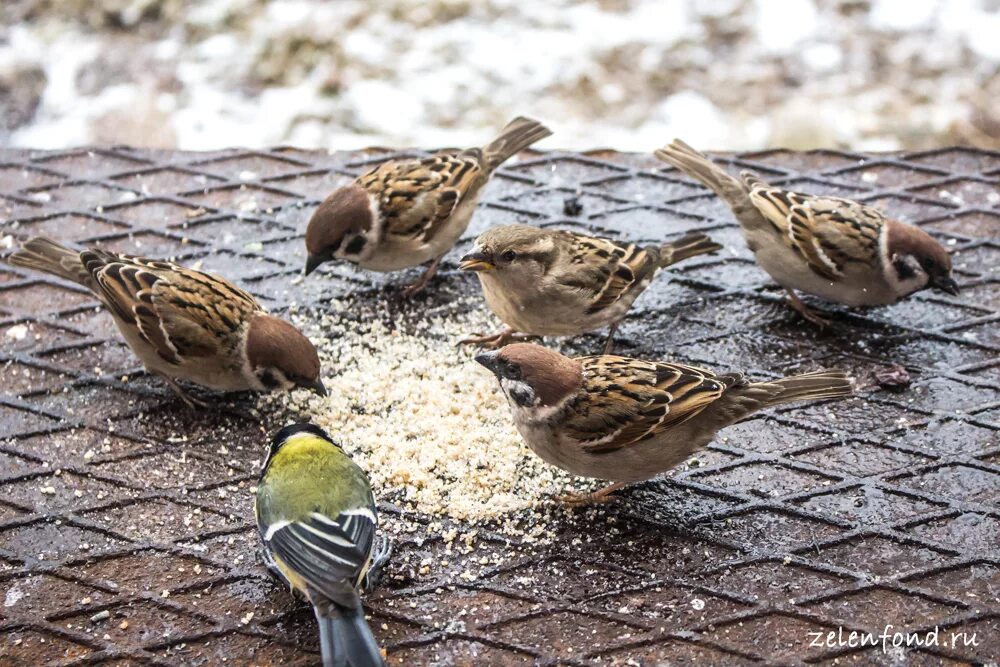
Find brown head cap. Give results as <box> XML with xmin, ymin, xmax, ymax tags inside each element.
<box><xmin>304</xmin><ymin>183</ymin><xmax>373</xmax><ymax>273</ymax></box>
<box><xmin>477</xmin><ymin>343</ymin><xmax>583</xmax><ymax>407</ymax></box>
<box><xmin>885</xmin><ymin>219</ymin><xmax>958</xmax><ymax>295</ymax></box>
<box><xmin>245</xmin><ymin>314</ymin><xmax>323</xmax><ymax>393</ymax></box>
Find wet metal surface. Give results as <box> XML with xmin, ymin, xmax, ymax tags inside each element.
<box><xmin>1</xmin><ymin>146</ymin><xmax>999</xmax><ymax>665</ymax></box>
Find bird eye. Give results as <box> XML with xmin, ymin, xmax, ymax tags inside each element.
<box><xmin>500</xmin><ymin>250</ymin><xmax>517</xmax><ymax>262</ymax></box>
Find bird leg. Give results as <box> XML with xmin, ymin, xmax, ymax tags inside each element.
<box><xmin>362</xmin><ymin>535</ymin><xmax>393</xmax><ymax>593</ymax></box>
<box><xmin>458</xmin><ymin>327</ymin><xmax>539</xmax><ymax>349</ymax></box>
<box><xmin>784</xmin><ymin>288</ymin><xmax>831</xmax><ymax>328</ymax></box>
<box><xmin>557</xmin><ymin>481</ymin><xmax>627</xmax><ymax>506</ymax></box>
<box><xmin>602</xmin><ymin>322</ymin><xmax>620</xmax><ymax>355</ymax></box>
<box><xmin>159</xmin><ymin>375</ymin><xmax>209</xmax><ymax>409</ymax></box>
<box><xmin>401</xmin><ymin>256</ymin><xmax>442</xmax><ymax>297</ymax></box>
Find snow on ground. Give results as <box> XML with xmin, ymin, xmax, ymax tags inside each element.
<box><xmin>0</xmin><ymin>0</ymin><xmax>997</xmax><ymax>151</ymax></box>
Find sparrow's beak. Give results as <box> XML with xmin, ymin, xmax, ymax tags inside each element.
<box><xmin>931</xmin><ymin>274</ymin><xmax>960</xmax><ymax>296</ymax></box>
<box><xmin>459</xmin><ymin>250</ymin><xmax>495</xmax><ymax>272</ymax></box>
<box><xmin>474</xmin><ymin>350</ymin><xmax>500</xmax><ymax>374</ymax></box>
<box><xmin>300</xmin><ymin>378</ymin><xmax>328</xmax><ymax>397</ymax></box>
<box><xmin>304</xmin><ymin>254</ymin><xmax>323</xmax><ymax>276</ymax></box>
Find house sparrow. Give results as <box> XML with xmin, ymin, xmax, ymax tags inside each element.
<box><xmin>8</xmin><ymin>237</ymin><xmax>325</xmax><ymax>407</ymax></box>
<box><xmin>476</xmin><ymin>343</ymin><xmax>852</xmax><ymax>503</ymax></box>
<box><xmin>458</xmin><ymin>224</ymin><xmax>721</xmax><ymax>352</ymax></box>
<box><xmin>256</xmin><ymin>423</ymin><xmax>391</xmax><ymax>667</ymax></box>
<box><xmin>655</xmin><ymin>139</ymin><xmax>959</xmax><ymax>326</ymax></box>
<box><xmin>305</xmin><ymin>116</ymin><xmax>552</xmax><ymax>296</ymax></box>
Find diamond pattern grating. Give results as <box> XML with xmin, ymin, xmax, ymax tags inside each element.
<box><xmin>1</xmin><ymin>146</ymin><xmax>999</xmax><ymax>666</ymax></box>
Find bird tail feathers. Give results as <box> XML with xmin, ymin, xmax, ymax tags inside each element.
<box><xmin>7</xmin><ymin>236</ymin><xmax>89</xmax><ymax>286</ymax></box>
<box><xmin>315</xmin><ymin>605</ymin><xmax>385</xmax><ymax>667</ymax></box>
<box><xmin>654</xmin><ymin>139</ymin><xmax>749</xmax><ymax>209</ymax></box>
<box><xmin>659</xmin><ymin>232</ymin><xmax>723</xmax><ymax>268</ymax></box>
<box><xmin>758</xmin><ymin>369</ymin><xmax>854</xmax><ymax>409</ymax></box>
<box><xmin>481</xmin><ymin>116</ymin><xmax>552</xmax><ymax>171</ymax></box>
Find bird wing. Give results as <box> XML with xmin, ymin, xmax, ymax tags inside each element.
<box><xmin>742</xmin><ymin>173</ymin><xmax>883</xmax><ymax>280</ymax></box>
<box><xmin>359</xmin><ymin>152</ymin><xmax>484</xmax><ymax>244</ymax></box>
<box><xmin>564</xmin><ymin>356</ymin><xmax>743</xmax><ymax>455</ymax></box>
<box><xmin>81</xmin><ymin>250</ymin><xmax>261</xmax><ymax>364</ymax></box>
<box><xmin>262</xmin><ymin>508</ymin><xmax>377</xmax><ymax>608</ymax></box>
<box><xmin>551</xmin><ymin>232</ymin><xmax>659</xmax><ymax>315</ymax></box>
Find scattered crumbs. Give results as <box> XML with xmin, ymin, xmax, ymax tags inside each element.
<box><xmin>272</xmin><ymin>294</ymin><xmax>598</xmax><ymax>542</ymax></box>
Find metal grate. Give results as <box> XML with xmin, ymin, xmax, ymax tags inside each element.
<box><xmin>1</xmin><ymin>144</ymin><xmax>999</xmax><ymax>665</ymax></box>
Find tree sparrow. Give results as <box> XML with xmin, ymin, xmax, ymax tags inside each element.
<box><xmin>655</xmin><ymin>139</ymin><xmax>959</xmax><ymax>326</ymax></box>
<box><xmin>8</xmin><ymin>237</ymin><xmax>326</xmax><ymax>407</ymax></box>
<box><xmin>476</xmin><ymin>343</ymin><xmax>852</xmax><ymax>503</ymax></box>
<box><xmin>458</xmin><ymin>224</ymin><xmax>721</xmax><ymax>352</ymax></box>
<box><xmin>304</xmin><ymin>116</ymin><xmax>552</xmax><ymax>296</ymax></box>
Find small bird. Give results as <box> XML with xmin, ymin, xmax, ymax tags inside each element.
<box><xmin>655</xmin><ymin>139</ymin><xmax>959</xmax><ymax>326</ymax></box>
<box><xmin>458</xmin><ymin>224</ymin><xmax>721</xmax><ymax>352</ymax></box>
<box><xmin>7</xmin><ymin>237</ymin><xmax>325</xmax><ymax>407</ymax></box>
<box><xmin>256</xmin><ymin>423</ymin><xmax>390</xmax><ymax>667</ymax></box>
<box><xmin>476</xmin><ymin>343</ymin><xmax>852</xmax><ymax>504</ymax></box>
<box><xmin>304</xmin><ymin>116</ymin><xmax>552</xmax><ymax>296</ymax></box>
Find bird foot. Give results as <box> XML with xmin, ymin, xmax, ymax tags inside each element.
<box><xmin>784</xmin><ymin>290</ymin><xmax>831</xmax><ymax>328</ymax></box>
<box><xmin>556</xmin><ymin>482</ymin><xmax>626</xmax><ymax>506</ymax></box>
<box><xmin>458</xmin><ymin>329</ymin><xmax>539</xmax><ymax>349</ymax></box>
<box><xmin>362</xmin><ymin>535</ymin><xmax>393</xmax><ymax>593</ymax></box>
<box><xmin>401</xmin><ymin>257</ymin><xmax>442</xmax><ymax>297</ymax></box>
<box><xmin>160</xmin><ymin>375</ymin><xmax>209</xmax><ymax>409</ymax></box>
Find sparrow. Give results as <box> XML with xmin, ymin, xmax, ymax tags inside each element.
<box><xmin>458</xmin><ymin>224</ymin><xmax>721</xmax><ymax>352</ymax></box>
<box><xmin>476</xmin><ymin>343</ymin><xmax>852</xmax><ymax>504</ymax></box>
<box><xmin>304</xmin><ymin>116</ymin><xmax>552</xmax><ymax>296</ymax></box>
<box><xmin>655</xmin><ymin>139</ymin><xmax>960</xmax><ymax>326</ymax></box>
<box><xmin>256</xmin><ymin>423</ymin><xmax>391</xmax><ymax>667</ymax></box>
<box><xmin>7</xmin><ymin>237</ymin><xmax>326</xmax><ymax>407</ymax></box>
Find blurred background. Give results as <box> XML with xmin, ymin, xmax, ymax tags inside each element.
<box><xmin>1</xmin><ymin>0</ymin><xmax>997</xmax><ymax>152</ymax></box>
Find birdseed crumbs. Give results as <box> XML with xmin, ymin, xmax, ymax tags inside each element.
<box><xmin>270</xmin><ymin>294</ymin><xmax>599</xmax><ymax>539</ymax></box>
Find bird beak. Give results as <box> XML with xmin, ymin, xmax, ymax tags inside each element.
<box><xmin>474</xmin><ymin>350</ymin><xmax>500</xmax><ymax>374</ymax></box>
<box><xmin>459</xmin><ymin>250</ymin><xmax>495</xmax><ymax>272</ymax></box>
<box><xmin>304</xmin><ymin>254</ymin><xmax>323</xmax><ymax>276</ymax></box>
<box><xmin>300</xmin><ymin>378</ymin><xmax>328</xmax><ymax>396</ymax></box>
<box><xmin>931</xmin><ymin>275</ymin><xmax>960</xmax><ymax>296</ymax></box>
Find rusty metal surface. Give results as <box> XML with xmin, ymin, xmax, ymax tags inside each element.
<box><xmin>1</xmin><ymin>145</ymin><xmax>999</xmax><ymax>666</ymax></box>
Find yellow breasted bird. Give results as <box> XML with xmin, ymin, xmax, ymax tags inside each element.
<box><xmin>255</xmin><ymin>424</ymin><xmax>391</xmax><ymax>667</ymax></box>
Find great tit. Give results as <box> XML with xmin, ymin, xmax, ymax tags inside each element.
<box><xmin>255</xmin><ymin>423</ymin><xmax>391</xmax><ymax>667</ymax></box>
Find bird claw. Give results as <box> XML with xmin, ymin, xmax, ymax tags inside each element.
<box><xmin>556</xmin><ymin>483</ymin><xmax>625</xmax><ymax>506</ymax></box>
<box><xmin>458</xmin><ymin>329</ymin><xmax>539</xmax><ymax>349</ymax></box>
<box><xmin>362</xmin><ymin>535</ymin><xmax>393</xmax><ymax>592</ymax></box>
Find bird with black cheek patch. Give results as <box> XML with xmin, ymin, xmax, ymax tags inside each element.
<box><xmin>458</xmin><ymin>224</ymin><xmax>721</xmax><ymax>352</ymax></box>
<box><xmin>476</xmin><ymin>343</ymin><xmax>852</xmax><ymax>504</ymax></box>
<box><xmin>8</xmin><ymin>237</ymin><xmax>326</xmax><ymax>407</ymax></box>
<box><xmin>656</xmin><ymin>139</ymin><xmax>960</xmax><ymax>326</ymax></box>
<box><xmin>304</xmin><ymin>117</ymin><xmax>551</xmax><ymax>296</ymax></box>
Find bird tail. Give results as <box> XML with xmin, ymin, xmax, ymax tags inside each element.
<box><xmin>712</xmin><ymin>369</ymin><xmax>852</xmax><ymax>427</ymax></box>
<box><xmin>654</xmin><ymin>139</ymin><xmax>749</xmax><ymax>210</ymax></box>
<box><xmin>763</xmin><ymin>370</ymin><xmax>855</xmax><ymax>407</ymax></box>
<box><xmin>481</xmin><ymin>116</ymin><xmax>552</xmax><ymax>172</ymax></box>
<box><xmin>315</xmin><ymin>606</ymin><xmax>385</xmax><ymax>667</ymax></box>
<box><xmin>7</xmin><ymin>236</ymin><xmax>89</xmax><ymax>286</ymax></box>
<box><xmin>658</xmin><ymin>232</ymin><xmax>723</xmax><ymax>268</ymax></box>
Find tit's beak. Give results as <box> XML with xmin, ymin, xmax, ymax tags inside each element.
<box><xmin>300</xmin><ymin>378</ymin><xmax>328</xmax><ymax>397</ymax></box>
<box><xmin>474</xmin><ymin>350</ymin><xmax>500</xmax><ymax>374</ymax></box>
<box><xmin>459</xmin><ymin>250</ymin><xmax>495</xmax><ymax>272</ymax></box>
<box><xmin>304</xmin><ymin>254</ymin><xmax>323</xmax><ymax>276</ymax></box>
<box><xmin>931</xmin><ymin>275</ymin><xmax>960</xmax><ymax>296</ymax></box>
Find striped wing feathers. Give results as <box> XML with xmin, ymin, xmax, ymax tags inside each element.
<box><xmin>741</xmin><ymin>172</ymin><xmax>883</xmax><ymax>280</ymax></box>
<box><xmin>567</xmin><ymin>357</ymin><xmax>741</xmax><ymax>455</ymax></box>
<box><xmin>81</xmin><ymin>249</ymin><xmax>260</xmax><ymax>364</ymax></box>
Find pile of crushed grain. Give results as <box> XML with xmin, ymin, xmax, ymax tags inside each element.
<box><xmin>266</xmin><ymin>293</ymin><xmax>596</xmax><ymax>534</ymax></box>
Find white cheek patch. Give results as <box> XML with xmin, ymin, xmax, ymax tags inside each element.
<box><xmin>500</xmin><ymin>377</ymin><xmax>536</xmax><ymax>407</ymax></box>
